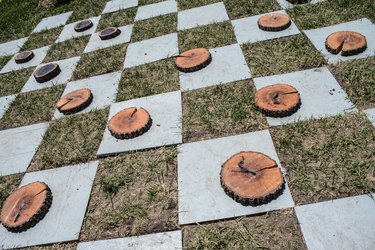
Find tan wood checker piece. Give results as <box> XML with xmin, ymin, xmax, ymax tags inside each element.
<box><xmin>325</xmin><ymin>31</ymin><xmax>367</xmax><ymax>56</ymax></box>
<box><xmin>1</xmin><ymin>181</ymin><xmax>53</xmax><ymax>233</ymax></box>
<box><xmin>33</xmin><ymin>63</ymin><xmax>61</xmax><ymax>83</ymax></box>
<box><xmin>175</xmin><ymin>48</ymin><xmax>212</xmax><ymax>73</ymax></box>
<box><xmin>108</xmin><ymin>107</ymin><xmax>152</xmax><ymax>139</ymax></box>
<box><xmin>99</xmin><ymin>27</ymin><xmax>122</xmax><ymax>40</ymax></box>
<box><xmin>56</xmin><ymin>88</ymin><xmax>93</xmax><ymax>115</ymax></box>
<box><xmin>15</xmin><ymin>51</ymin><xmax>34</xmax><ymax>64</ymax></box>
<box><xmin>220</xmin><ymin>151</ymin><xmax>284</xmax><ymax>206</ymax></box>
<box><xmin>258</xmin><ymin>13</ymin><xmax>291</xmax><ymax>32</ymax></box>
<box><xmin>255</xmin><ymin>83</ymin><xmax>301</xmax><ymax>117</ymax></box>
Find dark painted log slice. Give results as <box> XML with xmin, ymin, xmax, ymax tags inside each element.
<box><xmin>33</xmin><ymin>63</ymin><xmax>61</xmax><ymax>83</ymax></box>
<box><xmin>74</xmin><ymin>19</ymin><xmax>93</xmax><ymax>32</ymax></box>
<box><xmin>99</xmin><ymin>27</ymin><xmax>122</xmax><ymax>40</ymax></box>
<box><xmin>15</xmin><ymin>51</ymin><xmax>34</xmax><ymax>64</ymax></box>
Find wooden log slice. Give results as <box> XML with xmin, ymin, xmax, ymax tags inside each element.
<box><xmin>175</xmin><ymin>48</ymin><xmax>212</xmax><ymax>73</ymax></box>
<box><xmin>99</xmin><ymin>27</ymin><xmax>122</xmax><ymax>40</ymax></box>
<box><xmin>325</xmin><ymin>31</ymin><xmax>367</xmax><ymax>56</ymax></box>
<box><xmin>286</xmin><ymin>0</ymin><xmax>310</xmax><ymax>4</ymax></box>
<box><xmin>255</xmin><ymin>84</ymin><xmax>301</xmax><ymax>117</ymax></box>
<box><xmin>56</xmin><ymin>88</ymin><xmax>93</xmax><ymax>115</ymax></box>
<box><xmin>1</xmin><ymin>181</ymin><xmax>53</xmax><ymax>233</ymax></box>
<box><xmin>15</xmin><ymin>51</ymin><xmax>34</xmax><ymax>64</ymax></box>
<box><xmin>33</xmin><ymin>63</ymin><xmax>61</xmax><ymax>83</ymax></box>
<box><xmin>220</xmin><ymin>151</ymin><xmax>284</xmax><ymax>206</ymax></box>
<box><xmin>108</xmin><ymin>107</ymin><xmax>152</xmax><ymax>139</ymax></box>
<box><xmin>74</xmin><ymin>19</ymin><xmax>93</xmax><ymax>32</ymax></box>
<box><xmin>258</xmin><ymin>13</ymin><xmax>291</xmax><ymax>32</ymax></box>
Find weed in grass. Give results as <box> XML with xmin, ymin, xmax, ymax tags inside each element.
<box><xmin>183</xmin><ymin>80</ymin><xmax>267</xmax><ymax>142</ymax></box>
<box><xmin>0</xmin><ymin>55</ymin><xmax>12</xmax><ymax>69</ymax></box>
<box><xmin>0</xmin><ymin>68</ymin><xmax>34</xmax><ymax>97</ymax></box>
<box><xmin>97</xmin><ymin>7</ymin><xmax>137</xmax><ymax>31</ymax></box>
<box><xmin>0</xmin><ymin>173</ymin><xmax>23</xmax><ymax>210</ymax></box>
<box><xmin>131</xmin><ymin>14</ymin><xmax>177</xmax><ymax>42</ymax></box>
<box><xmin>177</xmin><ymin>0</ymin><xmax>221</xmax><ymax>10</ymax></box>
<box><xmin>224</xmin><ymin>0</ymin><xmax>281</xmax><ymax>19</ymax></box>
<box><xmin>271</xmin><ymin>113</ymin><xmax>375</xmax><ymax>205</ymax></box>
<box><xmin>29</xmin><ymin>108</ymin><xmax>108</xmax><ymax>171</ymax></box>
<box><xmin>21</xmin><ymin>26</ymin><xmax>63</xmax><ymax>51</ymax></box>
<box><xmin>242</xmin><ymin>34</ymin><xmax>325</xmax><ymax>77</ymax></box>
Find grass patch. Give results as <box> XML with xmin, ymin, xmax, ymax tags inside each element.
<box><xmin>139</xmin><ymin>0</ymin><xmax>165</xmax><ymax>5</ymax></box>
<box><xmin>330</xmin><ymin>57</ymin><xmax>375</xmax><ymax>110</ymax></box>
<box><xmin>43</xmin><ymin>35</ymin><xmax>90</xmax><ymax>63</ymax></box>
<box><xmin>271</xmin><ymin>113</ymin><xmax>375</xmax><ymax>205</ymax></box>
<box><xmin>29</xmin><ymin>108</ymin><xmax>108</xmax><ymax>171</ymax></box>
<box><xmin>67</xmin><ymin>0</ymin><xmax>108</xmax><ymax>23</ymax></box>
<box><xmin>21</xmin><ymin>26</ymin><xmax>63</xmax><ymax>51</ymax></box>
<box><xmin>242</xmin><ymin>34</ymin><xmax>325</xmax><ymax>77</ymax></box>
<box><xmin>178</xmin><ymin>21</ymin><xmax>236</xmax><ymax>52</ymax></box>
<box><xmin>25</xmin><ymin>243</ymin><xmax>77</xmax><ymax>250</ymax></box>
<box><xmin>72</xmin><ymin>44</ymin><xmax>126</xmax><ymax>80</ymax></box>
<box><xmin>224</xmin><ymin>0</ymin><xmax>281</xmax><ymax>19</ymax></box>
<box><xmin>80</xmin><ymin>147</ymin><xmax>179</xmax><ymax>241</ymax></box>
<box><xmin>116</xmin><ymin>59</ymin><xmax>179</xmax><ymax>102</ymax></box>
<box><xmin>97</xmin><ymin>7</ymin><xmax>137</xmax><ymax>31</ymax></box>
<box><xmin>0</xmin><ymin>68</ymin><xmax>34</xmax><ymax>97</ymax></box>
<box><xmin>177</xmin><ymin>0</ymin><xmax>220</xmax><ymax>10</ymax></box>
<box><xmin>0</xmin><ymin>85</ymin><xmax>64</xmax><ymax>130</ymax></box>
<box><xmin>0</xmin><ymin>55</ymin><xmax>11</xmax><ymax>69</ymax></box>
<box><xmin>0</xmin><ymin>173</ymin><xmax>23</xmax><ymax>210</ymax></box>
<box><xmin>184</xmin><ymin>209</ymin><xmax>306</xmax><ymax>249</ymax></box>
<box><xmin>183</xmin><ymin>81</ymin><xmax>267</xmax><ymax>143</ymax></box>
<box><xmin>131</xmin><ymin>14</ymin><xmax>177</xmax><ymax>42</ymax></box>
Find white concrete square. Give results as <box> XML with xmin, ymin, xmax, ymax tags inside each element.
<box><xmin>77</xmin><ymin>230</ymin><xmax>182</xmax><ymax>250</ymax></box>
<box><xmin>0</xmin><ymin>94</ymin><xmax>16</xmax><ymax>119</ymax></box>
<box><xmin>97</xmin><ymin>91</ymin><xmax>182</xmax><ymax>156</ymax></box>
<box><xmin>102</xmin><ymin>0</ymin><xmax>138</xmax><ymax>14</ymax></box>
<box><xmin>276</xmin><ymin>0</ymin><xmax>326</xmax><ymax>9</ymax></box>
<box><xmin>22</xmin><ymin>56</ymin><xmax>80</xmax><ymax>93</ymax></box>
<box><xmin>177</xmin><ymin>2</ymin><xmax>229</xmax><ymax>30</ymax></box>
<box><xmin>32</xmin><ymin>11</ymin><xmax>73</xmax><ymax>33</ymax></box>
<box><xmin>364</xmin><ymin>108</ymin><xmax>375</xmax><ymax>128</ymax></box>
<box><xmin>135</xmin><ymin>0</ymin><xmax>177</xmax><ymax>21</ymax></box>
<box><xmin>231</xmin><ymin>10</ymin><xmax>300</xmax><ymax>44</ymax></box>
<box><xmin>124</xmin><ymin>33</ymin><xmax>178</xmax><ymax>68</ymax></box>
<box><xmin>0</xmin><ymin>37</ymin><xmax>28</xmax><ymax>57</ymax></box>
<box><xmin>295</xmin><ymin>194</ymin><xmax>375</xmax><ymax>250</ymax></box>
<box><xmin>56</xmin><ymin>16</ymin><xmax>101</xmax><ymax>43</ymax></box>
<box><xmin>0</xmin><ymin>161</ymin><xmax>98</xmax><ymax>249</ymax></box>
<box><xmin>179</xmin><ymin>44</ymin><xmax>251</xmax><ymax>91</ymax></box>
<box><xmin>178</xmin><ymin>130</ymin><xmax>295</xmax><ymax>225</ymax></box>
<box><xmin>84</xmin><ymin>25</ymin><xmax>133</xmax><ymax>53</ymax></box>
<box><xmin>53</xmin><ymin>71</ymin><xmax>121</xmax><ymax>119</ymax></box>
<box><xmin>304</xmin><ymin>18</ymin><xmax>375</xmax><ymax>64</ymax></box>
<box><xmin>253</xmin><ymin>67</ymin><xmax>356</xmax><ymax>126</ymax></box>
<box><xmin>0</xmin><ymin>46</ymin><xmax>49</xmax><ymax>74</ymax></box>
<box><xmin>0</xmin><ymin>123</ymin><xmax>48</xmax><ymax>177</ymax></box>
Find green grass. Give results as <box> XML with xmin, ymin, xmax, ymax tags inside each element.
<box><xmin>178</xmin><ymin>21</ymin><xmax>236</xmax><ymax>52</ymax></box>
<box><xmin>177</xmin><ymin>0</ymin><xmax>220</xmax><ymax>10</ymax></box>
<box><xmin>29</xmin><ymin>108</ymin><xmax>108</xmax><ymax>171</ymax></box>
<box><xmin>0</xmin><ymin>173</ymin><xmax>23</xmax><ymax>210</ymax></box>
<box><xmin>184</xmin><ymin>209</ymin><xmax>306</xmax><ymax>249</ymax></box>
<box><xmin>0</xmin><ymin>85</ymin><xmax>64</xmax><ymax>130</ymax></box>
<box><xmin>271</xmin><ymin>113</ymin><xmax>375</xmax><ymax>205</ymax></box>
<box><xmin>242</xmin><ymin>34</ymin><xmax>325</xmax><ymax>77</ymax></box>
<box><xmin>139</xmin><ymin>0</ymin><xmax>165</xmax><ymax>5</ymax></box>
<box><xmin>224</xmin><ymin>0</ymin><xmax>281</xmax><ymax>19</ymax></box>
<box><xmin>131</xmin><ymin>14</ymin><xmax>177</xmax><ymax>42</ymax></box>
<box><xmin>183</xmin><ymin>81</ymin><xmax>268</xmax><ymax>142</ymax></box>
<box><xmin>96</xmin><ymin>7</ymin><xmax>137</xmax><ymax>31</ymax></box>
<box><xmin>72</xmin><ymin>44</ymin><xmax>126</xmax><ymax>80</ymax></box>
<box><xmin>80</xmin><ymin>147</ymin><xmax>179</xmax><ymax>241</ymax></box>
<box><xmin>116</xmin><ymin>59</ymin><xmax>179</xmax><ymax>102</ymax></box>
<box><xmin>43</xmin><ymin>35</ymin><xmax>90</xmax><ymax>63</ymax></box>
<box><xmin>21</xmin><ymin>26</ymin><xmax>63</xmax><ymax>51</ymax></box>
<box><xmin>66</xmin><ymin>0</ymin><xmax>108</xmax><ymax>23</ymax></box>
<box><xmin>0</xmin><ymin>68</ymin><xmax>34</xmax><ymax>97</ymax></box>
<box><xmin>330</xmin><ymin>57</ymin><xmax>375</xmax><ymax>110</ymax></box>
<box><xmin>0</xmin><ymin>55</ymin><xmax>11</xmax><ymax>69</ymax></box>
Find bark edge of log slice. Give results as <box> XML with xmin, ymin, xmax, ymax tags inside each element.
<box><xmin>258</xmin><ymin>13</ymin><xmax>291</xmax><ymax>32</ymax></box>
<box><xmin>325</xmin><ymin>31</ymin><xmax>367</xmax><ymax>56</ymax></box>
<box><xmin>99</xmin><ymin>27</ymin><xmax>122</xmax><ymax>40</ymax></box>
<box><xmin>108</xmin><ymin>107</ymin><xmax>152</xmax><ymax>139</ymax></box>
<box><xmin>33</xmin><ymin>63</ymin><xmax>61</xmax><ymax>83</ymax></box>
<box><xmin>15</xmin><ymin>51</ymin><xmax>35</xmax><ymax>64</ymax></box>
<box><xmin>255</xmin><ymin>83</ymin><xmax>301</xmax><ymax>118</ymax></box>
<box><xmin>56</xmin><ymin>88</ymin><xmax>93</xmax><ymax>115</ymax></box>
<box><xmin>0</xmin><ymin>181</ymin><xmax>53</xmax><ymax>233</ymax></box>
<box><xmin>175</xmin><ymin>48</ymin><xmax>212</xmax><ymax>73</ymax></box>
<box><xmin>74</xmin><ymin>19</ymin><xmax>93</xmax><ymax>32</ymax></box>
<box><xmin>220</xmin><ymin>151</ymin><xmax>285</xmax><ymax>206</ymax></box>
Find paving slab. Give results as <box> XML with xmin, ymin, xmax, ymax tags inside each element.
<box><xmin>179</xmin><ymin>44</ymin><xmax>251</xmax><ymax>91</ymax></box>
<box><xmin>295</xmin><ymin>194</ymin><xmax>375</xmax><ymax>250</ymax></box>
<box><xmin>22</xmin><ymin>56</ymin><xmax>80</xmax><ymax>93</ymax></box>
<box><xmin>276</xmin><ymin>0</ymin><xmax>326</xmax><ymax>9</ymax></box>
<box><xmin>77</xmin><ymin>230</ymin><xmax>182</xmax><ymax>250</ymax></box>
<box><xmin>0</xmin><ymin>123</ymin><xmax>48</xmax><ymax>176</ymax></box>
<box><xmin>0</xmin><ymin>37</ymin><xmax>28</xmax><ymax>57</ymax></box>
<box><xmin>177</xmin><ymin>130</ymin><xmax>295</xmax><ymax>225</ymax></box>
<box><xmin>304</xmin><ymin>18</ymin><xmax>375</xmax><ymax>64</ymax></box>
<box><xmin>177</xmin><ymin>2</ymin><xmax>229</xmax><ymax>30</ymax></box>
<box><xmin>53</xmin><ymin>71</ymin><xmax>121</xmax><ymax>119</ymax></box>
<box><xmin>102</xmin><ymin>0</ymin><xmax>138</xmax><ymax>14</ymax></box>
<box><xmin>364</xmin><ymin>108</ymin><xmax>375</xmax><ymax>128</ymax></box>
<box><xmin>0</xmin><ymin>94</ymin><xmax>16</xmax><ymax>119</ymax></box>
<box><xmin>32</xmin><ymin>11</ymin><xmax>73</xmax><ymax>33</ymax></box>
<box><xmin>83</xmin><ymin>25</ymin><xmax>133</xmax><ymax>53</ymax></box>
<box><xmin>56</xmin><ymin>16</ymin><xmax>101</xmax><ymax>43</ymax></box>
<box><xmin>253</xmin><ymin>67</ymin><xmax>356</xmax><ymax>126</ymax></box>
<box><xmin>135</xmin><ymin>0</ymin><xmax>178</xmax><ymax>21</ymax></box>
<box><xmin>231</xmin><ymin>10</ymin><xmax>300</xmax><ymax>44</ymax></box>
<box><xmin>0</xmin><ymin>46</ymin><xmax>49</xmax><ymax>74</ymax></box>
<box><xmin>124</xmin><ymin>33</ymin><xmax>178</xmax><ymax>68</ymax></box>
<box><xmin>97</xmin><ymin>91</ymin><xmax>182</xmax><ymax>156</ymax></box>
<box><xmin>0</xmin><ymin>161</ymin><xmax>98</xmax><ymax>249</ymax></box>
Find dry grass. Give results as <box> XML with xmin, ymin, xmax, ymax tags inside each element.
<box><xmin>21</xmin><ymin>26</ymin><xmax>63</xmax><ymax>51</ymax></box>
<box><xmin>0</xmin><ymin>68</ymin><xmax>34</xmax><ymax>97</ymax></box>
<box><xmin>131</xmin><ymin>14</ymin><xmax>177</xmax><ymax>42</ymax></box>
<box><xmin>224</xmin><ymin>0</ymin><xmax>281</xmax><ymax>19</ymax></box>
<box><xmin>177</xmin><ymin>0</ymin><xmax>220</xmax><ymax>10</ymax></box>
<box><xmin>0</xmin><ymin>173</ymin><xmax>23</xmax><ymax>210</ymax></box>
<box><xmin>96</xmin><ymin>7</ymin><xmax>137</xmax><ymax>31</ymax></box>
